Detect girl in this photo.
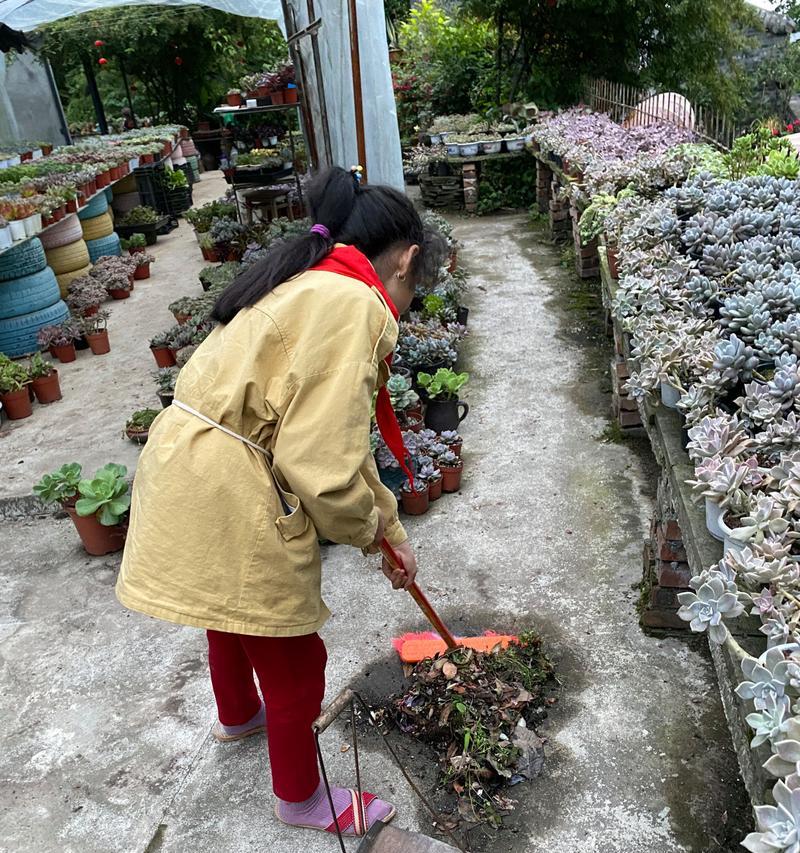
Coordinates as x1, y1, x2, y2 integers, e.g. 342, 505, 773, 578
116, 167, 428, 838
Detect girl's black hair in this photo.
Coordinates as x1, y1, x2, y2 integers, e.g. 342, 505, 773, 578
212, 167, 425, 324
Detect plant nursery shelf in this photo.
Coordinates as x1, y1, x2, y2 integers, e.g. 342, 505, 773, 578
213, 103, 302, 117
444, 149, 530, 165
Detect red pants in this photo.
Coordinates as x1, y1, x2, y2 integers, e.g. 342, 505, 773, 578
207, 629, 327, 802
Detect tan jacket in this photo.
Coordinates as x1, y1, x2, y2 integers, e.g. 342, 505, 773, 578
115, 267, 407, 636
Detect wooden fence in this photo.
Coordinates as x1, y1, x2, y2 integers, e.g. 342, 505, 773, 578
585, 78, 736, 151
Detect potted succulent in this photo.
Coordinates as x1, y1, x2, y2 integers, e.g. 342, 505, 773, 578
400, 477, 430, 515
169, 296, 195, 325
226, 88, 243, 107
133, 252, 155, 280
418, 458, 443, 501
103, 270, 134, 300
28, 352, 61, 404
116, 206, 160, 244
418, 368, 469, 432
33, 462, 83, 508
438, 450, 463, 493
72, 463, 130, 555
150, 331, 177, 367
387, 373, 422, 430
37, 319, 82, 363
121, 233, 147, 255
66, 276, 107, 316
153, 367, 178, 408
0, 357, 32, 419
82, 311, 110, 355
439, 429, 463, 457
125, 408, 159, 444
199, 233, 220, 262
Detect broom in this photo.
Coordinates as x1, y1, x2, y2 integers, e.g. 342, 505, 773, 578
380, 539, 519, 664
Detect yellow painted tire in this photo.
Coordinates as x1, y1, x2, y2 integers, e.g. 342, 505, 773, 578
80, 212, 114, 241
45, 239, 90, 275
55, 263, 93, 298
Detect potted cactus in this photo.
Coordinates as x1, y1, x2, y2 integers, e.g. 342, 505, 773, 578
418, 368, 469, 432
438, 450, 463, 493
0, 357, 32, 420
400, 477, 430, 515
28, 352, 61, 404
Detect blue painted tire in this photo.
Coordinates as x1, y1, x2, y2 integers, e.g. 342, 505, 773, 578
86, 233, 122, 263
78, 192, 109, 220
0, 300, 69, 358
0, 267, 60, 319
105, 187, 114, 203
0, 237, 47, 283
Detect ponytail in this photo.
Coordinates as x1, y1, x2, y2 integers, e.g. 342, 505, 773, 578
212, 167, 424, 324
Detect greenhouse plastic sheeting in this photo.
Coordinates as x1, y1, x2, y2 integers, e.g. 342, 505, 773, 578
0, 0, 404, 188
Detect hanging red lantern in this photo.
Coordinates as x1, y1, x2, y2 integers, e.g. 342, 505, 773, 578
174, 56, 183, 66
98, 57, 108, 66
94, 39, 105, 47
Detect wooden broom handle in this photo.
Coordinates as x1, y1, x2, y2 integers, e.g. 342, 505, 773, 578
379, 539, 459, 650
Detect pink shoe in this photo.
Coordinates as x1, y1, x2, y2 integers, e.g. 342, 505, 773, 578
212, 701, 265, 742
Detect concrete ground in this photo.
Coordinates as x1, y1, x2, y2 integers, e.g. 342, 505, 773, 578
0, 204, 751, 852
0, 172, 226, 503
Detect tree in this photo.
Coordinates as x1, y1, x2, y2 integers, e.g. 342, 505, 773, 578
39, 5, 287, 127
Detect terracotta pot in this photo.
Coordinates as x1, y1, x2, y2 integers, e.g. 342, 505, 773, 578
401, 485, 430, 515
284, 87, 298, 104
53, 206, 65, 221
31, 370, 62, 403
20, 150, 32, 162
42, 144, 53, 156
65, 506, 126, 556
440, 463, 463, 493
86, 330, 110, 355
226, 248, 241, 262
108, 288, 131, 300
204, 247, 220, 263
151, 346, 176, 368
96, 171, 110, 188
173, 312, 190, 325
607, 245, 620, 279
270, 88, 286, 105
66, 198, 78, 214
226, 92, 242, 107
42, 214, 53, 228
448, 250, 458, 273
133, 263, 151, 280
403, 412, 423, 433
110, 165, 121, 181
446, 441, 463, 457
428, 477, 443, 501
0, 387, 33, 419
128, 246, 145, 255
163, 141, 172, 156
77, 195, 87, 208
83, 305, 99, 317
52, 343, 77, 363
126, 426, 150, 444
88, 179, 97, 195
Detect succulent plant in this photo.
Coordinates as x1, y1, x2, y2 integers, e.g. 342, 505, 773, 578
713, 334, 759, 383
729, 496, 790, 546
387, 374, 419, 411
737, 648, 800, 712
677, 573, 745, 643
745, 691, 793, 749
686, 414, 752, 462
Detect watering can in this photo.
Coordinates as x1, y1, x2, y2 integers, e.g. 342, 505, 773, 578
313, 688, 468, 853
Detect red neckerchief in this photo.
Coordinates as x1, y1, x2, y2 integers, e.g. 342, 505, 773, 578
311, 245, 417, 490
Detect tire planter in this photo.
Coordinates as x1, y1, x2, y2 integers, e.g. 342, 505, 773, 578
55, 264, 93, 298
0, 267, 60, 318
0, 387, 33, 419
80, 211, 114, 242
113, 175, 138, 195
45, 239, 91, 275
40, 216, 83, 250
0, 299, 68, 359
64, 507, 126, 555
0, 237, 47, 282
31, 370, 61, 403
87, 233, 122, 264
111, 191, 142, 216
77, 192, 109, 220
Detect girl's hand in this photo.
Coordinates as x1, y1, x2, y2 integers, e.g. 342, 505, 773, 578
381, 540, 418, 590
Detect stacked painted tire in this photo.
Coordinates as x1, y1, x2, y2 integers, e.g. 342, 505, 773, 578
0, 237, 68, 358
112, 174, 141, 217
78, 194, 122, 262
41, 216, 92, 298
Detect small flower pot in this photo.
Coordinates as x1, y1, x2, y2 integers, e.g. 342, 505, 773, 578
175, 313, 191, 325
270, 88, 286, 105
456, 306, 469, 326
77, 195, 87, 208
403, 412, 424, 433
226, 92, 242, 107
83, 305, 99, 318
128, 246, 145, 255
96, 171, 110, 188
284, 86, 298, 104
440, 463, 463, 493
52, 343, 77, 363
126, 426, 150, 444
158, 391, 174, 409
444, 441, 462, 457
31, 370, 62, 404
660, 381, 681, 410
133, 263, 151, 280
0, 387, 33, 419
65, 506, 126, 556
705, 498, 724, 542
424, 398, 469, 433
151, 346, 177, 368
108, 288, 131, 300
718, 512, 746, 557
9, 219, 26, 241
428, 477, 443, 501
86, 330, 110, 355
448, 250, 458, 273
401, 485, 430, 515
66, 199, 78, 214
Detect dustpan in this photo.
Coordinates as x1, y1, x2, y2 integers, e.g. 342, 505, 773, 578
313, 688, 468, 853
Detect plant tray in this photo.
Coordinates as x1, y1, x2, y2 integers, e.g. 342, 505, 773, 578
231, 165, 293, 186
115, 221, 159, 245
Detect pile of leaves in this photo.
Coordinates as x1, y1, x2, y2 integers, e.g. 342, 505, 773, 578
381, 632, 554, 825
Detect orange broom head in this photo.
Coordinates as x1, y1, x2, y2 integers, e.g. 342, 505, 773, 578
392, 631, 520, 664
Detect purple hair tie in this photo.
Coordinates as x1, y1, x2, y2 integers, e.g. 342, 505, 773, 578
310, 224, 331, 239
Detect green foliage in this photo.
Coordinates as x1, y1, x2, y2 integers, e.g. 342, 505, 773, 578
417, 368, 469, 399
127, 408, 160, 429
118, 206, 158, 226
27, 352, 55, 380
0, 358, 30, 393
164, 169, 188, 190
75, 463, 130, 526
33, 463, 83, 505
724, 124, 800, 180
39, 6, 287, 125
121, 233, 146, 250
475, 157, 537, 214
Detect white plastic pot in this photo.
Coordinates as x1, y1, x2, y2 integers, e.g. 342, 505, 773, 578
129, 158, 139, 173
268, 135, 278, 146
23, 213, 42, 237
32, 148, 43, 160
506, 137, 526, 151
429, 133, 442, 145
246, 98, 257, 108
660, 380, 681, 409
446, 143, 460, 157
705, 498, 724, 541
480, 140, 502, 154
9, 219, 26, 241
9, 155, 21, 167
459, 142, 479, 157
717, 512, 746, 556
0, 225, 12, 251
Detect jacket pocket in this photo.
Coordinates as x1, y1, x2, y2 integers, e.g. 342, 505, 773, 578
275, 488, 309, 541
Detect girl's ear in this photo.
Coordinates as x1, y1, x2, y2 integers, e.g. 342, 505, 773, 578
397, 243, 420, 281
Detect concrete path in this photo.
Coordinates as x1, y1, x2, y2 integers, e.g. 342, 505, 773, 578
1, 172, 228, 504
0, 210, 750, 853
